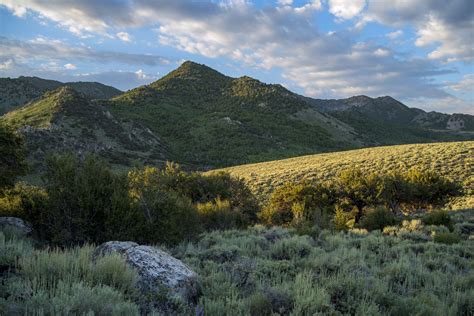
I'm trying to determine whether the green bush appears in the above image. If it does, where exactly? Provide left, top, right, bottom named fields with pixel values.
left=137, top=163, right=259, bottom=224
left=249, top=288, right=293, bottom=316
left=332, top=205, right=354, bottom=231
left=0, top=123, right=27, bottom=189
left=0, top=182, right=49, bottom=239
left=422, top=210, right=453, bottom=230
left=404, top=169, right=461, bottom=209
left=360, top=207, right=398, bottom=231
left=433, top=232, right=461, bottom=244
left=41, top=153, right=131, bottom=245
left=128, top=166, right=200, bottom=245
left=197, top=198, right=246, bottom=231
left=261, top=182, right=335, bottom=226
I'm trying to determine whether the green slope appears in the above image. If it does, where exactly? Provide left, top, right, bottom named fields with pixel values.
left=107, top=61, right=363, bottom=168
left=0, top=76, right=122, bottom=114
left=1, top=87, right=167, bottom=174
left=214, top=141, right=474, bottom=208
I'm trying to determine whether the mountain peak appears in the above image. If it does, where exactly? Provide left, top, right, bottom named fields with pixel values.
left=170, top=60, right=228, bottom=79
left=147, top=60, right=231, bottom=92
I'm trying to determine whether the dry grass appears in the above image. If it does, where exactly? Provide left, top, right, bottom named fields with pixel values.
left=213, top=141, right=474, bottom=208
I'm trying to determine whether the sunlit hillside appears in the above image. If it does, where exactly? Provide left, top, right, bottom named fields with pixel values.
left=216, top=141, right=474, bottom=208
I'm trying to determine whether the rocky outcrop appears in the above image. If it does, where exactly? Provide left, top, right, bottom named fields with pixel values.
left=0, top=217, right=32, bottom=235
left=93, top=241, right=200, bottom=314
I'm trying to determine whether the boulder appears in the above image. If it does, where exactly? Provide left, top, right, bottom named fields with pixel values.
left=93, top=241, right=200, bottom=314
left=0, top=217, right=32, bottom=235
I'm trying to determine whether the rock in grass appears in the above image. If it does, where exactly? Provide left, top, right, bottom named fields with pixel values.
left=0, top=217, right=32, bottom=235
left=93, top=241, right=200, bottom=314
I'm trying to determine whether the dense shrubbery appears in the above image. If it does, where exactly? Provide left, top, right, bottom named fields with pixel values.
left=422, top=210, right=453, bottom=230
left=0, top=153, right=259, bottom=246
left=0, top=123, right=27, bottom=188
left=261, top=167, right=461, bottom=231
left=172, top=222, right=474, bottom=315
left=260, top=182, right=335, bottom=227
left=359, top=206, right=398, bottom=231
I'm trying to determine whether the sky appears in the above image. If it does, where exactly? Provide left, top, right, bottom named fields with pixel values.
left=0, top=0, right=473, bottom=114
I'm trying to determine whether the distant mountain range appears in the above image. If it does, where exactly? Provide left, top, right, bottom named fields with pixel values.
left=1, top=61, right=473, bottom=173
left=0, top=76, right=122, bottom=114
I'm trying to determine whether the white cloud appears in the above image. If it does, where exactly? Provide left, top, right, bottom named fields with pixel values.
left=277, top=0, right=293, bottom=6
left=116, top=31, right=132, bottom=42
left=363, top=0, right=474, bottom=63
left=64, top=63, right=77, bottom=70
left=135, top=69, right=151, bottom=79
left=386, top=30, right=403, bottom=40
left=449, top=74, right=474, bottom=92
left=408, top=96, right=474, bottom=115
left=294, top=0, right=322, bottom=13
left=374, top=48, right=390, bottom=57
left=0, top=58, right=14, bottom=69
left=0, top=0, right=471, bottom=113
left=328, top=0, right=366, bottom=19
left=0, top=36, right=170, bottom=66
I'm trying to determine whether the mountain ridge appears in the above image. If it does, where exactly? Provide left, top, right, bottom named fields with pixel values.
left=0, top=76, right=122, bottom=114
left=2, top=60, right=473, bottom=172
left=1, top=87, right=167, bottom=174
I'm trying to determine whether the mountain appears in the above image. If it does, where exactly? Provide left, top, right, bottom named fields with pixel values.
left=1, top=87, right=167, bottom=173
left=307, top=95, right=474, bottom=130
left=215, top=141, right=474, bottom=208
left=107, top=61, right=364, bottom=168
left=106, top=61, right=473, bottom=168
left=0, top=76, right=122, bottom=114
left=2, top=61, right=473, bottom=172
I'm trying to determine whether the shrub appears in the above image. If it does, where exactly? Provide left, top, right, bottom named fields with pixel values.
left=197, top=198, right=246, bottom=231
left=0, top=123, right=27, bottom=189
left=128, top=167, right=200, bottom=245
left=261, top=182, right=336, bottom=226
left=422, top=210, right=453, bottom=230
left=0, top=182, right=49, bottom=239
left=332, top=205, right=353, bottom=231
left=433, top=232, right=461, bottom=244
left=41, top=153, right=131, bottom=245
left=404, top=169, right=461, bottom=209
left=359, top=207, right=398, bottom=231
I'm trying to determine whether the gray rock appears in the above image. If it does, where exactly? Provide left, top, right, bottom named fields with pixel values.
left=0, top=217, right=32, bottom=235
left=93, top=241, right=200, bottom=314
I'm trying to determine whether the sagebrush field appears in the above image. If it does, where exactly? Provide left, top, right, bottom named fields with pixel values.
left=217, top=141, right=474, bottom=209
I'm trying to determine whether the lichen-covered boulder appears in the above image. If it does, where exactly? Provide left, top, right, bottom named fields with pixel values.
left=93, top=241, right=200, bottom=314
left=0, top=217, right=32, bottom=235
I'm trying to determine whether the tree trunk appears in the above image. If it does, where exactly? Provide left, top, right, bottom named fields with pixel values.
left=354, top=206, right=363, bottom=224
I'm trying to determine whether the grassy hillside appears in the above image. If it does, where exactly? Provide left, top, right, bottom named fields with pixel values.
left=216, top=141, right=474, bottom=208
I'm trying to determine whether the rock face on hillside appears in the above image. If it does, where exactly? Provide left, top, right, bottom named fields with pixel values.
left=93, top=241, right=200, bottom=314
left=0, top=217, right=32, bottom=235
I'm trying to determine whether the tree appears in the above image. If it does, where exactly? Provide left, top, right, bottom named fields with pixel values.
left=378, top=172, right=412, bottom=213
left=404, top=169, right=461, bottom=210
left=336, top=168, right=382, bottom=224
left=0, top=123, right=27, bottom=189
left=127, top=166, right=200, bottom=244
left=42, top=153, right=130, bottom=245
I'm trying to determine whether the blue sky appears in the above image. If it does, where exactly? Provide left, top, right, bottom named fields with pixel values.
left=0, top=0, right=472, bottom=114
